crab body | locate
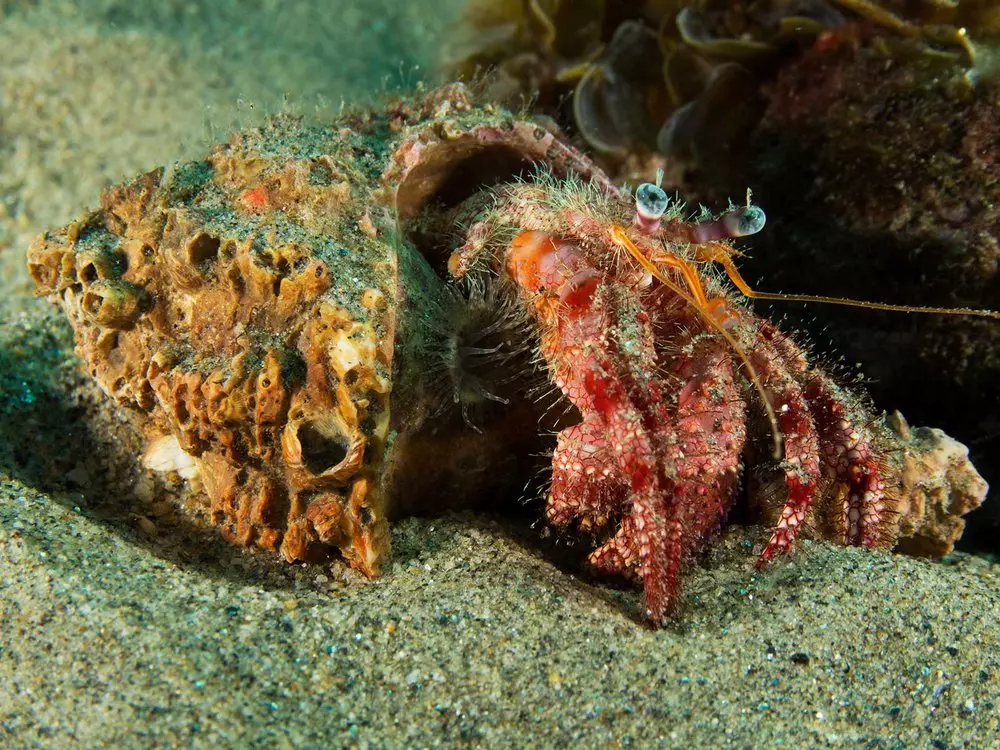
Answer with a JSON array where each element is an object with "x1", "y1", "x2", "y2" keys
[{"x1": 27, "y1": 84, "x2": 986, "y2": 624}]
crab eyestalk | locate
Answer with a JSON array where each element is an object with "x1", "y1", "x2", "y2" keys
[
  {"x1": 690, "y1": 203, "x2": 767, "y2": 244},
  {"x1": 633, "y1": 182, "x2": 670, "y2": 235}
]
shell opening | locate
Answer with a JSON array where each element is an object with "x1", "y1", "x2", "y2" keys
[{"x1": 395, "y1": 141, "x2": 535, "y2": 275}]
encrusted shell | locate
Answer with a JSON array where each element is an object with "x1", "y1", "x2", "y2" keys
[{"x1": 27, "y1": 84, "x2": 605, "y2": 578}]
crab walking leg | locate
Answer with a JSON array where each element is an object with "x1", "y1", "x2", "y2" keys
[
  {"x1": 584, "y1": 365, "x2": 692, "y2": 621},
  {"x1": 667, "y1": 338, "x2": 747, "y2": 533},
  {"x1": 632, "y1": 485, "x2": 685, "y2": 622},
  {"x1": 623, "y1": 337, "x2": 747, "y2": 620},
  {"x1": 546, "y1": 319, "x2": 686, "y2": 618},
  {"x1": 803, "y1": 376, "x2": 893, "y2": 548},
  {"x1": 547, "y1": 416, "x2": 629, "y2": 530},
  {"x1": 588, "y1": 515, "x2": 641, "y2": 578},
  {"x1": 557, "y1": 307, "x2": 688, "y2": 620},
  {"x1": 508, "y1": 228, "x2": 754, "y2": 619},
  {"x1": 602, "y1": 329, "x2": 746, "y2": 620},
  {"x1": 746, "y1": 343, "x2": 822, "y2": 566},
  {"x1": 507, "y1": 229, "x2": 695, "y2": 618}
]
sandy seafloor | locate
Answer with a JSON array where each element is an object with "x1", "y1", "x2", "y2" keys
[{"x1": 0, "y1": 1, "x2": 999, "y2": 747}]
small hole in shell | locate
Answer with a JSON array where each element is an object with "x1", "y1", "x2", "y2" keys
[
  {"x1": 298, "y1": 422, "x2": 349, "y2": 475},
  {"x1": 81, "y1": 263, "x2": 98, "y2": 283},
  {"x1": 187, "y1": 233, "x2": 220, "y2": 265}
]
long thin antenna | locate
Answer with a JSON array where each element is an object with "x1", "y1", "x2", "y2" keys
[
  {"x1": 686, "y1": 201, "x2": 999, "y2": 321},
  {"x1": 712, "y1": 252, "x2": 1000, "y2": 320}
]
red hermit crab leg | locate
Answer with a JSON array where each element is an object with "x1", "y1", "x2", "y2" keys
[
  {"x1": 507, "y1": 229, "x2": 692, "y2": 619},
  {"x1": 802, "y1": 374, "x2": 894, "y2": 549},
  {"x1": 608, "y1": 223, "x2": 784, "y2": 460},
  {"x1": 623, "y1": 191, "x2": 898, "y2": 567},
  {"x1": 507, "y1": 226, "x2": 750, "y2": 621},
  {"x1": 547, "y1": 416, "x2": 629, "y2": 533},
  {"x1": 741, "y1": 323, "x2": 823, "y2": 565},
  {"x1": 749, "y1": 319, "x2": 895, "y2": 564}
]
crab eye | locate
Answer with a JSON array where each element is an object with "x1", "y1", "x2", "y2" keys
[
  {"x1": 636, "y1": 183, "x2": 669, "y2": 222},
  {"x1": 723, "y1": 205, "x2": 766, "y2": 237}
]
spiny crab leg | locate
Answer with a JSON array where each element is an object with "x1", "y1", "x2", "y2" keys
[
  {"x1": 587, "y1": 517, "x2": 641, "y2": 579},
  {"x1": 547, "y1": 416, "x2": 628, "y2": 532},
  {"x1": 745, "y1": 336, "x2": 822, "y2": 566},
  {"x1": 506, "y1": 227, "x2": 704, "y2": 620},
  {"x1": 608, "y1": 224, "x2": 784, "y2": 460},
  {"x1": 751, "y1": 318, "x2": 892, "y2": 563},
  {"x1": 803, "y1": 376, "x2": 893, "y2": 548},
  {"x1": 624, "y1": 196, "x2": 897, "y2": 565}
]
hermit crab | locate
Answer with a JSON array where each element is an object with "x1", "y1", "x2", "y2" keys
[{"x1": 27, "y1": 84, "x2": 989, "y2": 624}]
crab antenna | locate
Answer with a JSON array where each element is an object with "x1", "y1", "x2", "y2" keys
[
  {"x1": 609, "y1": 225, "x2": 784, "y2": 460},
  {"x1": 689, "y1": 199, "x2": 1000, "y2": 320},
  {"x1": 713, "y1": 253, "x2": 1000, "y2": 320}
]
